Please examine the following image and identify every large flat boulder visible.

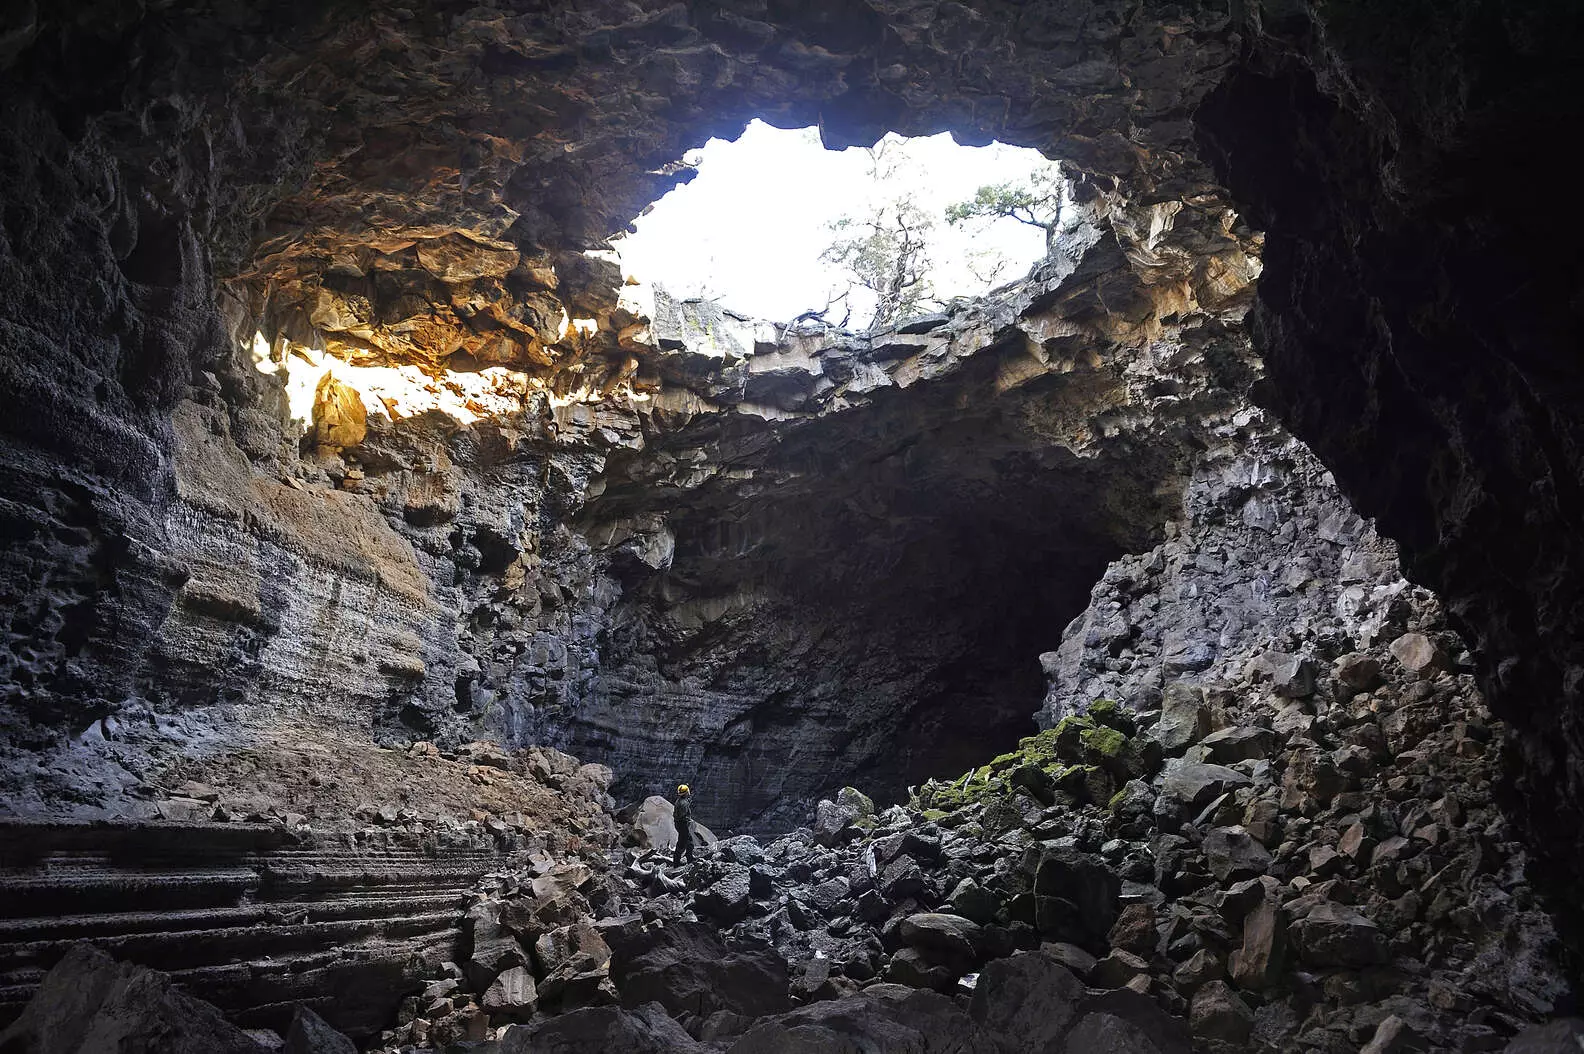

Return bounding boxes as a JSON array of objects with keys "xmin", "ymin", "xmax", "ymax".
[{"xmin": 612, "ymin": 920, "xmax": 791, "ymax": 1020}]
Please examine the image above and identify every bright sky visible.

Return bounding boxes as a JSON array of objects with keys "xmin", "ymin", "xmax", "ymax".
[{"xmin": 613, "ymin": 121, "xmax": 1056, "ymax": 327}]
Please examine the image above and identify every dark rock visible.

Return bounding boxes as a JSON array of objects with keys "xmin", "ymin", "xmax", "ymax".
[
  {"xmin": 0, "ymin": 944, "xmax": 267, "ymax": 1054},
  {"xmin": 1156, "ymin": 762, "xmax": 1252, "ymax": 821},
  {"xmin": 1228, "ymin": 899, "xmax": 1286, "ymax": 990},
  {"xmin": 1189, "ymin": 980, "xmax": 1254, "ymax": 1043},
  {"xmin": 482, "ymin": 966, "xmax": 538, "ymax": 1022},
  {"xmin": 883, "ymin": 947, "xmax": 959, "ymax": 993},
  {"xmin": 1034, "ymin": 849, "xmax": 1120, "ymax": 949},
  {"xmin": 284, "ymin": 1007, "xmax": 356, "ymax": 1054},
  {"xmin": 1248, "ymin": 651, "xmax": 1317, "ymax": 698},
  {"xmin": 1334, "ymin": 653, "xmax": 1383, "ymax": 691},
  {"xmin": 1504, "ymin": 1019, "xmax": 1584, "ymax": 1052},
  {"xmin": 695, "ymin": 865, "xmax": 754, "ymax": 924},
  {"xmin": 1106, "ymin": 902, "xmax": 1157, "ymax": 957},
  {"xmin": 969, "ymin": 951, "xmax": 1084, "ymax": 1048},
  {"xmin": 880, "ymin": 855, "xmax": 926, "ymax": 900},
  {"xmin": 728, "ymin": 985, "xmax": 993, "ymax": 1052},
  {"xmin": 500, "ymin": 1001, "xmax": 703, "ymax": 1053},
  {"xmin": 1199, "ymin": 726, "xmax": 1276, "ymax": 765},
  {"xmin": 899, "ymin": 913, "xmax": 982, "ymax": 963},
  {"xmin": 948, "ymin": 877, "xmax": 1002, "ymax": 925},
  {"xmin": 1289, "ymin": 903, "xmax": 1389, "ymax": 967},
  {"xmin": 612, "ymin": 921, "xmax": 791, "ymax": 1020},
  {"xmin": 1202, "ymin": 826, "xmax": 1272, "ymax": 882},
  {"xmin": 1089, "ymin": 949, "xmax": 1149, "ymax": 989},
  {"xmin": 1151, "ymin": 685, "xmax": 1212, "ymax": 754}
]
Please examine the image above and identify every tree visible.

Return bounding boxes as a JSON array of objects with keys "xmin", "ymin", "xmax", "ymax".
[
  {"xmin": 820, "ymin": 196, "xmax": 937, "ymax": 332},
  {"xmin": 945, "ymin": 164, "xmax": 1066, "ymax": 252}
]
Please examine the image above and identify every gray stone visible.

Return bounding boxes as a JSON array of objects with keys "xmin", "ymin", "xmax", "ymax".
[
  {"xmin": 1334, "ymin": 653, "xmax": 1383, "ymax": 690},
  {"xmin": 1289, "ymin": 902, "xmax": 1388, "ymax": 967},
  {"xmin": 1247, "ymin": 651, "xmax": 1316, "ymax": 698},
  {"xmin": 948, "ymin": 877, "xmax": 1002, "ymax": 924},
  {"xmin": 501, "ymin": 1002, "xmax": 702, "ymax": 1053},
  {"xmin": 1202, "ymin": 826, "xmax": 1272, "ymax": 882},
  {"xmin": 1389, "ymin": 632, "xmax": 1448, "ymax": 675},
  {"xmin": 1189, "ymin": 980, "xmax": 1253, "ymax": 1043},
  {"xmin": 1151, "ymin": 684, "xmax": 1212, "ymax": 754},
  {"xmin": 1155, "ymin": 761, "xmax": 1252, "ymax": 820},
  {"xmin": 482, "ymin": 966, "xmax": 538, "ymax": 1021},
  {"xmin": 898, "ymin": 913, "xmax": 982, "ymax": 962},
  {"xmin": 1199, "ymin": 726, "xmax": 1276, "ymax": 765},
  {"xmin": 695, "ymin": 866, "xmax": 754, "ymax": 924}
]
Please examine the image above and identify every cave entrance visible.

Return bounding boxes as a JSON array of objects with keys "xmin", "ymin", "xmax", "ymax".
[{"xmin": 612, "ymin": 119, "xmax": 1063, "ymax": 330}]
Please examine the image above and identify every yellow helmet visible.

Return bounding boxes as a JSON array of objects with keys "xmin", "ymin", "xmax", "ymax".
[{"xmin": 677, "ymin": 784, "xmax": 690, "ymax": 795}]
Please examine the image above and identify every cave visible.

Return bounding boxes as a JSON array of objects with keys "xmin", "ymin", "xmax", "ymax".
[{"xmin": 2, "ymin": 1, "xmax": 1583, "ymax": 1050}]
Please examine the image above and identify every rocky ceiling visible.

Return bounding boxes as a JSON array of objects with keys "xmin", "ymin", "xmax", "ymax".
[{"xmin": 2, "ymin": 0, "xmax": 1583, "ymax": 939}]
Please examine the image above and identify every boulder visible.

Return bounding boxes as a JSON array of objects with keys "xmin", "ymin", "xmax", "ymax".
[
  {"xmin": 728, "ymin": 985, "xmax": 993, "ymax": 1053},
  {"xmin": 1360, "ymin": 1015, "xmax": 1426, "ymax": 1054},
  {"xmin": 630, "ymin": 795, "xmax": 716, "ymax": 851},
  {"xmin": 1228, "ymin": 899, "xmax": 1286, "ymax": 990},
  {"xmin": 695, "ymin": 865, "xmax": 754, "ymax": 924},
  {"xmin": 500, "ymin": 1001, "xmax": 702, "ymax": 1053},
  {"xmin": 1089, "ymin": 949, "xmax": 1148, "ymax": 988},
  {"xmin": 1034, "ymin": 849, "xmax": 1120, "ymax": 948},
  {"xmin": 1155, "ymin": 762, "xmax": 1251, "ymax": 821},
  {"xmin": 1334, "ymin": 653, "xmax": 1383, "ymax": 690},
  {"xmin": 1063, "ymin": 1010, "xmax": 1180, "ymax": 1054},
  {"xmin": 1247, "ymin": 651, "xmax": 1316, "ymax": 698},
  {"xmin": 1199, "ymin": 726, "xmax": 1276, "ymax": 765},
  {"xmin": 1202, "ymin": 826, "xmax": 1272, "ymax": 882},
  {"xmin": 1389, "ymin": 632, "xmax": 1448, "ymax": 675},
  {"xmin": 482, "ymin": 966, "xmax": 538, "ymax": 1022},
  {"xmin": 1151, "ymin": 684, "xmax": 1212, "ymax": 754},
  {"xmin": 1289, "ymin": 902, "xmax": 1389, "ymax": 967},
  {"xmin": 883, "ymin": 947, "xmax": 959, "ymax": 992},
  {"xmin": 466, "ymin": 900, "xmax": 529, "ymax": 990},
  {"xmin": 0, "ymin": 944, "xmax": 267, "ymax": 1054},
  {"xmin": 948, "ymin": 877, "xmax": 1002, "ymax": 924},
  {"xmin": 880, "ymin": 854, "xmax": 927, "ymax": 900},
  {"xmin": 533, "ymin": 921, "xmax": 612, "ymax": 977},
  {"xmin": 612, "ymin": 921, "xmax": 791, "ymax": 1020},
  {"xmin": 1188, "ymin": 980, "xmax": 1253, "ymax": 1043},
  {"xmin": 284, "ymin": 1007, "xmax": 357, "ymax": 1054},
  {"xmin": 1106, "ymin": 902, "xmax": 1157, "ymax": 956},
  {"xmin": 970, "ymin": 952, "xmax": 1084, "ymax": 1048},
  {"xmin": 899, "ymin": 913, "xmax": 982, "ymax": 962},
  {"xmin": 1503, "ymin": 1019, "xmax": 1584, "ymax": 1052}
]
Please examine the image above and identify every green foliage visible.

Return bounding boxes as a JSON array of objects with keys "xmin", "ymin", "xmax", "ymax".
[
  {"xmin": 821, "ymin": 197, "xmax": 936, "ymax": 332},
  {"xmin": 945, "ymin": 165, "xmax": 1065, "ymax": 250},
  {"xmin": 1080, "ymin": 725, "xmax": 1127, "ymax": 759}
]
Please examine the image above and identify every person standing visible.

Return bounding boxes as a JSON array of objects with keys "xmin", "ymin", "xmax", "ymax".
[{"xmin": 672, "ymin": 784, "xmax": 697, "ymax": 864}]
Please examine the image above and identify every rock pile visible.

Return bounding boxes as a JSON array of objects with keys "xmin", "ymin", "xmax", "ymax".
[
  {"xmin": 565, "ymin": 601, "xmax": 1568, "ymax": 1052},
  {"xmin": 4, "ymin": 591, "xmax": 1577, "ymax": 1054}
]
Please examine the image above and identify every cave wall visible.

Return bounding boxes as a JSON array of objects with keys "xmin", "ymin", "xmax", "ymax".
[
  {"xmin": 1188, "ymin": 1, "xmax": 1584, "ymax": 943},
  {"xmin": 2, "ymin": 0, "xmax": 1583, "ymax": 938}
]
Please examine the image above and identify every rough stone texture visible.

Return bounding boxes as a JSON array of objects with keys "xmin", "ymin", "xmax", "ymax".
[
  {"xmin": 1037, "ymin": 413, "xmax": 1409, "ymax": 726},
  {"xmin": 0, "ymin": 748, "xmax": 614, "ymax": 1040},
  {"xmin": 2, "ymin": 0, "xmax": 1584, "ymax": 1035},
  {"xmin": 0, "ymin": 943, "xmax": 267, "ymax": 1054}
]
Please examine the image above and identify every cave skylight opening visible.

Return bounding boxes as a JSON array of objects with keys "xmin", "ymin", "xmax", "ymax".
[{"xmin": 614, "ymin": 120, "xmax": 1065, "ymax": 330}]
